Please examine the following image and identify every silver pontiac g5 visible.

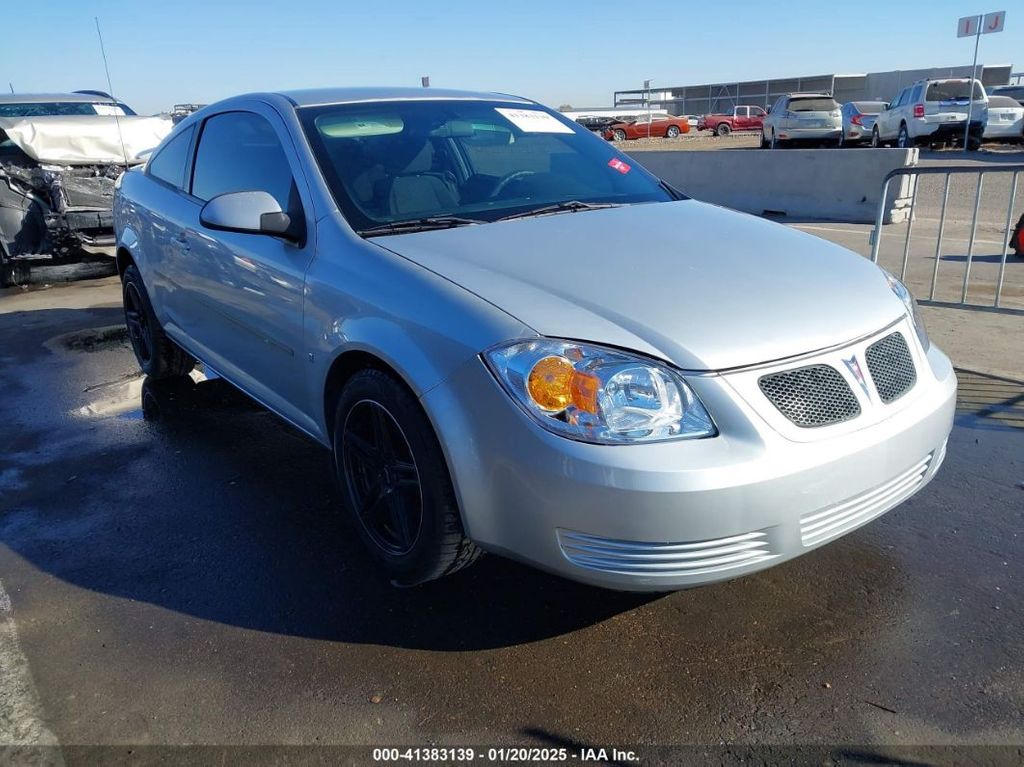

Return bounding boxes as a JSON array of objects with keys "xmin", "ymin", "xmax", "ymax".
[{"xmin": 113, "ymin": 87, "xmax": 956, "ymax": 591}]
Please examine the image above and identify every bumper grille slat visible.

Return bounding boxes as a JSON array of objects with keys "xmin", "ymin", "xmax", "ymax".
[
  {"xmin": 799, "ymin": 452, "xmax": 933, "ymax": 546},
  {"xmin": 557, "ymin": 529, "xmax": 776, "ymax": 576},
  {"xmin": 866, "ymin": 332, "xmax": 917, "ymax": 404},
  {"xmin": 758, "ymin": 364, "xmax": 861, "ymax": 428}
]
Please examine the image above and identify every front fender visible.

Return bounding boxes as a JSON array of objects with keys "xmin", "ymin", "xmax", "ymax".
[{"xmin": 304, "ymin": 220, "xmax": 531, "ymax": 439}]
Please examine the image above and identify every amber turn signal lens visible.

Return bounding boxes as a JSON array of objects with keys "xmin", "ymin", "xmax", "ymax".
[
  {"xmin": 527, "ymin": 356, "xmax": 574, "ymax": 412},
  {"xmin": 570, "ymin": 371, "xmax": 600, "ymax": 414}
]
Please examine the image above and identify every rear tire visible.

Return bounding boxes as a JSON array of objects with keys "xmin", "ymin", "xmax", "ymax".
[
  {"xmin": 770, "ymin": 129, "xmax": 781, "ymax": 149},
  {"xmin": 716, "ymin": 123, "xmax": 731, "ymax": 137},
  {"xmin": 871, "ymin": 126, "xmax": 883, "ymax": 148},
  {"xmin": 122, "ymin": 264, "xmax": 194, "ymax": 379},
  {"xmin": 666, "ymin": 125, "xmax": 681, "ymax": 138},
  {"xmin": 897, "ymin": 124, "xmax": 914, "ymax": 149},
  {"xmin": 332, "ymin": 368, "xmax": 481, "ymax": 586}
]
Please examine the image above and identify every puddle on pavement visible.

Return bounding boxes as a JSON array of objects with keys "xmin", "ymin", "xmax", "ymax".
[
  {"xmin": 45, "ymin": 324, "xmax": 129, "ymax": 354},
  {"xmin": 78, "ymin": 368, "xmax": 217, "ymax": 420}
]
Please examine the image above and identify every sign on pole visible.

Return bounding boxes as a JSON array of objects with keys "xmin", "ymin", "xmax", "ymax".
[
  {"xmin": 982, "ymin": 10, "xmax": 1005, "ymax": 33},
  {"xmin": 956, "ymin": 11, "xmax": 1006, "ymax": 151},
  {"xmin": 957, "ymin": 14, "xmax": 977, "ymax": 36}
]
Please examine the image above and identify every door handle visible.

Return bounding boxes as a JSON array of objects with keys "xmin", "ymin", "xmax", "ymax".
[{"xmin": 172, "ymin": 234, "xmax": 190, "ymax": 252}]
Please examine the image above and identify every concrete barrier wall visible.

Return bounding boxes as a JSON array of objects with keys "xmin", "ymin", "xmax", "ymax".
[{"xmin": 626, "ymin": 148, "xmax": 919, "ymax": 224}]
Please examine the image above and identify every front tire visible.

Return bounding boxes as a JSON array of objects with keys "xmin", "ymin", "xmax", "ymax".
[
  {"xmin": 770, "ymin": 129, "xmax": 780, "ymax": 149},
  {"xmin": 612, "ymin": 129, "xmax": 626, "ymax": 142},
  {"xmin": 122, "ymin": 264, "xmax": 194, "ymax": 379},
  {"xmin": 333, "ymin": 369, "xmax": 481, "ymax": 586}
]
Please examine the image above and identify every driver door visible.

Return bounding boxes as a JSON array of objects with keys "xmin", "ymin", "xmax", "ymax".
[{"xmin": 177, "ymin": 107, "xmax": 318, "ymax": 430}]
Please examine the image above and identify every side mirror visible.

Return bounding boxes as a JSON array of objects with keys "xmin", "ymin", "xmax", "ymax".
[{"xmin": 200, "ymin": 191, "xmax": 298, "ymax": 241}]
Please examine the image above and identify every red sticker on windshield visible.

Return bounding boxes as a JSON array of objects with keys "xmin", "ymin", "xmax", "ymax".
[{"xmin": 608, "ymin": 158, "xmax": 631, "ymax": 174}]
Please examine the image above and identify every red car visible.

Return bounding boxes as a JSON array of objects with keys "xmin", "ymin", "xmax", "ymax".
[{"xmin": 602, "ymin": 113, "xmax": 691, "ymax": 141}]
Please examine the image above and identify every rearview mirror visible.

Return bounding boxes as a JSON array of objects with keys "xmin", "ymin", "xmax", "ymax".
[{"xmin": 200, "ymin": 191, "xmax": 299, "ymax": 241}]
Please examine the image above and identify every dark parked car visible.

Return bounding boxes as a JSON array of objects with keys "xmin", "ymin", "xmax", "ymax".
[{"xmin": 575, "ymin": 116, "xmax": 621, "ymax": 132}]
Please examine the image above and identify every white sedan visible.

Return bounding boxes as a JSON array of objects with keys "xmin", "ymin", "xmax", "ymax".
[{"xmin": 984, "ymin": 95, "xmax": 1024, "ymax": 142}]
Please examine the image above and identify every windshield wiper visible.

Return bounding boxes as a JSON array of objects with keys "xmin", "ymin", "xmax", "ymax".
[
  {"xmin": 358, "ymin": 216, "xmax": 483, "ymax": 237},
  {"xmin": 496, "ymin": 200, "xmax": 624, "ymax": 222}
]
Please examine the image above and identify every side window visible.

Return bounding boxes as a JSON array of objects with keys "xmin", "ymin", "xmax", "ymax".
[
  {"xmin": 147, "ymin": 126, "xmax": 195, "ymax": 189},
  {"xmin": 750, "ymin": 107, "xmax": 766, "ymax": 117},
  {"xmin": 736, "ymin": 107, "xmax": 748, "ymax": 117},
  {"xmin": 911, "ymin": 85, "xmax": 923, "ymax": 104},
  {"xmin": 191, "ymin": 111, "xmax": 296, "ymax": 211}
]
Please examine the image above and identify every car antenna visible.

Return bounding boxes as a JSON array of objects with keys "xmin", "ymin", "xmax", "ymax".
[{"xmin": 94, "ymin": 16, "xmax": 131, "ymax": 171}]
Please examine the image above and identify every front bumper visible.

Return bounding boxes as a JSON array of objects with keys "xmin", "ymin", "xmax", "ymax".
[{"xmin": 423, "ymin": 322, "xmax": 956, "ymax": 591}]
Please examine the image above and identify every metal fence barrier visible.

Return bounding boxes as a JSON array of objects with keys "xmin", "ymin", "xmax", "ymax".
[{"xmin": 870, "ymin": 164, "xmax": 1023, "ymax": 309}]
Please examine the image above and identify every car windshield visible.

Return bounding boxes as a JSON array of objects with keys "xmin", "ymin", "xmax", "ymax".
[
  {"xmin": 299, "ymin": 100, "xmax": 675, "ymax": 231},
  {"xmin": 925, "ymin": 81, "xmax": 985, "ymax": 101},
  {"xmin": 0, "ymin": 101, "xmax": 132, "ymax": 118},
  {"xmin": 789, "ymin": 98, "xmax": 839, "ymax": 112}
]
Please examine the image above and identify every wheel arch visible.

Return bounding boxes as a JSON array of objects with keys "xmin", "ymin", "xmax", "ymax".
[
  {"xmin": 116, "ymin": 246, "xmax": 135, "ymax": 279},
  {"xmin": 322, "ymin": 346, "xmax": 430, "ymax": 444}
]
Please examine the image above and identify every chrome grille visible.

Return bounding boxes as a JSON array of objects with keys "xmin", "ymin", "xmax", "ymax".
[
  {"xmin": 557, "ymin": 529, "xmax": 776, "ymax": 576},
  {"xmin": 758, "ymin": 365, "xmax": 861, "ymax": 428},
  {"xmin": 866, "ymin": 332, "xmax": 917, "ymax": 404}
]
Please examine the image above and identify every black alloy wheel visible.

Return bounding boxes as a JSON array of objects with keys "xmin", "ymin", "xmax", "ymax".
[
  {"xmin": 124, "ymin": 281, "xmax": 154, "ymax": 367},
  {"xmin": 341, "ymin": 399, "xmax": 423, "ymax": 556}
]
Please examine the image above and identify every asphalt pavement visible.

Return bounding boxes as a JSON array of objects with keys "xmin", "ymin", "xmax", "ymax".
[{"xmin": 0, "ymin": 277, "xmax": 1021, "ymax": 763}]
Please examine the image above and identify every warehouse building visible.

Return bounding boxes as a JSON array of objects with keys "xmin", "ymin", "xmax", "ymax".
[{"xmin": 613, "ymin": 64, "xmax": 1015, "ymax": 115}]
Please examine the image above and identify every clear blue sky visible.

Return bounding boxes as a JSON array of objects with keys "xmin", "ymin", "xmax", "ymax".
[{"xmin": 3, "ymin": 0, "xmax": 1019, "ymax": 114}]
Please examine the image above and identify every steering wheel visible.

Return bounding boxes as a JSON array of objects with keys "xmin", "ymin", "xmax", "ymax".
[{"xmin": 491, "ymin": 170, "xmax": 536, "ymax": 199}]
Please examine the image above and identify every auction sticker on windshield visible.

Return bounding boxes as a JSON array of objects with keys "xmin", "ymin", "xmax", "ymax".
[{"xmin": 495, "ymin": 108, "xmax": 574, "ymax": 133}]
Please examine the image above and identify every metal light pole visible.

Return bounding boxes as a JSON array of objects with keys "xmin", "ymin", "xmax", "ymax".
[
  {"xmin": 957, "ymin": 10, "xmax": 1007, "ymax": 152},
  {"xmin": 644, "ymin": 79, "xmax": 652, "ymax": 138},
  {"xmin": 964, "ymin": 15, "xmax": 982, "ymax": 152}
]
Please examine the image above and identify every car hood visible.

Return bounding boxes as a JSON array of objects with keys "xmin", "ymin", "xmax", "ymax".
[
  {"xmin": 374, "ymin": 201, "xmax": 905, "ymax": 371},
  {"xmin": 0, "ymin": 115, "xmax": 173, "ymax": 165}
]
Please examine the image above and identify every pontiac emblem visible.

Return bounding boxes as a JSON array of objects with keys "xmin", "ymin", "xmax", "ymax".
[{"xmin": 843, "ymin": 355, "xmax": 870, "ymax": 398}]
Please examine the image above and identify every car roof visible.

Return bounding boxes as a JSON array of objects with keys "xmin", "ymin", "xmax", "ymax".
[
  {"xmin": 271, "ymin": 86, "xmax": 534, "ymax": 108},
  {"xmin": 786, "ymin": 93, "xmax": 834, "ymax": 98},
  {"xmin": 0, "ymin": 92, "xmax": 119, "ymax": 104}
]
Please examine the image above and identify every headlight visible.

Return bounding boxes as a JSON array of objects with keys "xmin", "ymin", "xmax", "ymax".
[
  {"xmin": 883, "ymin": 271, "xmax": 930, "ymax": 351},
  {"xmin": 483, "ymin": 339, "xmax": 716, "ymax": 444}
]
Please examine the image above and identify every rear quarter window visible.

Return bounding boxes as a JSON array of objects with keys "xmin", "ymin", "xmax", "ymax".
[{"xmin": 147, "ymin": 126, "xmax": 195, "ymax": 189}]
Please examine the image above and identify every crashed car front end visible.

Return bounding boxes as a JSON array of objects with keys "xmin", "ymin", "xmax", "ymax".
[{"xmin": 0, "ymin": 114, "xmax": 171, "ymax": 285}]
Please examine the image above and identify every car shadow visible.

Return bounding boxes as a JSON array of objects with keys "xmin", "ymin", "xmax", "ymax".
[
  {"xmin": 0, "ymin": 306, "xmax": 913, "ymax": 657},
  {"xmin": 0, "ymin": 356, "xmax": 660, "ymax": 652}
]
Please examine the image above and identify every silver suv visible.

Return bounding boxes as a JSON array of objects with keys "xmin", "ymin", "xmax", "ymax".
[
  {"xmin": 872, "ymin": 78, "xmax": 988, "ymax": 150},
  {"xmin": 761, "ymin": 93, "xmax": 842, "ymax": 148}
]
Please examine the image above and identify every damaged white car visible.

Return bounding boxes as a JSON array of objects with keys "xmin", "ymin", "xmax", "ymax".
[{"xmin": 0, "ymin": 92, "xmax": 172, "ymax": 286}]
